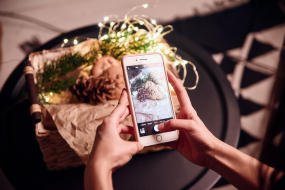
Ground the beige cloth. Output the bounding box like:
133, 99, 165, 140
45, 96, 180, 164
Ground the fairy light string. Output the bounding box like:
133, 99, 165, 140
60, 3, 199, 90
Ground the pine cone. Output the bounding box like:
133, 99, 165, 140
73, 76, 116, 104
137, 88, 149, 102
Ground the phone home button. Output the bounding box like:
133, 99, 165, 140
156, 135, 162, 142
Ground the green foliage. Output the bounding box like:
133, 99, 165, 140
99, 30, 163, 60
36, 48, 98, 95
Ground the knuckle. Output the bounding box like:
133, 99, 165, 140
186, 111, 196, 120
103, 117, 111, 124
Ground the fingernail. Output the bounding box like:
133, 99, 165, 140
158, 123, 164, 131
119, 89, 126, 99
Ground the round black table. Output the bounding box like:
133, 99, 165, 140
0, 25, 240, 190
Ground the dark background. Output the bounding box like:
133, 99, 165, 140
1, 0, 285, 189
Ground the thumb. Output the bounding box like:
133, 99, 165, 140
128, 141, 144, 155
158, 119, 192, 132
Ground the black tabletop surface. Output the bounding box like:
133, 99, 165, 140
0, 26, 240, 190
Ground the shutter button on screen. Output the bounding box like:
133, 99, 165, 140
156, 135, 162, 142
154, 125, 159, 132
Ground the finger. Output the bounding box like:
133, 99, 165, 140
110, 89, 128, 121
118, 124, 135, 136
119, 105, 131, 123
158, 119, 194, 132
167, 70, 193, 109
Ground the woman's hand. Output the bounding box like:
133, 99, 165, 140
85, 89, 143, 190
158, 71, 221, 168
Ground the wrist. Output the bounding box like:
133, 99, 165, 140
88, 158, 113, 173
207, 138, 227, 170
85, 160, 113, 190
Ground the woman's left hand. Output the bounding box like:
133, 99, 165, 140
85, 89, 143, 189
86, 88, 143, 170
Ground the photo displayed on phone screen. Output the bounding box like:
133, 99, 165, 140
127, 62, 174, 137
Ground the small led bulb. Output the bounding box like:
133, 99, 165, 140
122, 24, 126, 29
110, 22, 114, 26
73, 39, 78, 44
151, 19, 156, 24
139, 21, 144, 25
98, 23, 103, 27
143, 4, 148, 8
104, 17, 109, 21
63, 39, 68, 43
134, 27, 138, 31
182, 61, 188, 65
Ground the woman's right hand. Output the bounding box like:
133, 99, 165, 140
158, 70, 221, 168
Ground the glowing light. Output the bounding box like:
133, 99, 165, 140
134, 27, 138, 31
104, 17, 109, 21
135, 37, 139, 41
63, 39, 68, 43
174, 61, 179, 66
110, 22, 114, 26
121, 32, 124, 36
49, 92, 53, 96
122, 24, 126, 28
119, 37, 125, 42
158, 44, 163, 48
45, 97, 50, 102
165, 50, 169, 54
117, 32, 121, 36
139, 21, 144, 25
128, 28, 131, 32
169, 83, 174, 91
158, 28, 163, 32
143, 4, 148, 8
98, 23, 103, 27
182, 61, 188, 65
73, 39, 78, 44
104, 34, 108, 39
148, 37, 152, 40
151, 19, 156, 24
154, 33, 159, 38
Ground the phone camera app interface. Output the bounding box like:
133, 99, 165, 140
127, 63, 174, 137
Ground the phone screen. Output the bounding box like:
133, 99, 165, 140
127, 62, 174, 137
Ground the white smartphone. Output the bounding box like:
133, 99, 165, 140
121, 52, 179, 146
